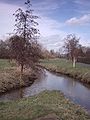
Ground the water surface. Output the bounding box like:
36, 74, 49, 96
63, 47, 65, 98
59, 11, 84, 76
0, 70, 90, 113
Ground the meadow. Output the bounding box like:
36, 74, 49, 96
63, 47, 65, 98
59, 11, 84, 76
0, 90, 90, 120
40, 59, 90, 84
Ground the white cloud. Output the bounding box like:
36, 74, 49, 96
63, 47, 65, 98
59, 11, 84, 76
32, 0, 66, 15
37, 16, 65, 36
39, 35, 65, 51
74, 0, 90, 6
73, 0, 90, 14
33, 1, 59, 11
74, 0, 84, 5
0, 2, 65, 39
0, 2, 66, 51
37, 16, 66, 51
0, 1, 89, 51
66, 14, 90, 25
0, 3, 19, 39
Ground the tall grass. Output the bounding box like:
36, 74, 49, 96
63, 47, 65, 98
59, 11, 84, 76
40, 59, 90, 84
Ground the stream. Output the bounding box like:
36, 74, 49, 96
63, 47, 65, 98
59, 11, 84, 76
0, 69, 90, 113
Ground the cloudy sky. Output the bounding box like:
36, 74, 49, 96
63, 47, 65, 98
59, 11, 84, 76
0, 0, 90, 50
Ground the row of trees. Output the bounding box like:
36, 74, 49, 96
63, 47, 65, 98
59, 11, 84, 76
0, 33, 90, 68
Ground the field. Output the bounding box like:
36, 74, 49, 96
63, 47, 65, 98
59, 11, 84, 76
40, 59, 90, 84
0, 90, 90, 120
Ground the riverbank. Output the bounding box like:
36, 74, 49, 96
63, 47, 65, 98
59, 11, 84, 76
0, 59, 38, 94
0, 90, 90, 120
39, 59, 90, 84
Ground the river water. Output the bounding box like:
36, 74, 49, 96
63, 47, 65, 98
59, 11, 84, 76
0, 70, 90, 113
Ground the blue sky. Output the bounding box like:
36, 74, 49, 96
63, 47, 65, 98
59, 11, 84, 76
0, 0, 90, 50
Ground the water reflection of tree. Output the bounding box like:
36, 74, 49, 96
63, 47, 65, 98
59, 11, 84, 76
72, 80, 76, 94
73, 80, 76, 87
19, 88, 24, 98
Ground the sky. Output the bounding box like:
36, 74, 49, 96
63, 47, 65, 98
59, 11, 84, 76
0, 0, 90, 51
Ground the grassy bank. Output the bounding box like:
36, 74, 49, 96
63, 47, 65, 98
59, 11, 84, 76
40, 59, 90, 84
0, 90, 90, 120
0, 59, 37, 94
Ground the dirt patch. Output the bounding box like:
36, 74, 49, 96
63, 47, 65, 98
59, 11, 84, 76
35, 114, 59, 120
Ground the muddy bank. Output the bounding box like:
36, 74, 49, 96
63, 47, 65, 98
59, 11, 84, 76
0, 67, 41, 95
0, 74, 37, 95
39, 65, 90, 85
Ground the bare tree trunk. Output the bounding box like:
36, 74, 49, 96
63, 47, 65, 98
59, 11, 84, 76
73, 56, 76, 68
20, 64, 24, 85
21, 64, 23, 74
19, 88, 23, 98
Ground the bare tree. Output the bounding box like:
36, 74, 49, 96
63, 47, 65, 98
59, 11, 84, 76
64, 34, 80, 67
86, 47, 90, 57
9, 0, 40, 74
9, 35, 41, 72
13, 0, 39, 40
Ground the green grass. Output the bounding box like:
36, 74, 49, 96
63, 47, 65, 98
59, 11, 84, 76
0, 90, 90, 120
40, 59, 90, 84
0, 59, 15, 73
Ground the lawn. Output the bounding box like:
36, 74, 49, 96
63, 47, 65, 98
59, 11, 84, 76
40, 59, 90, 84
0, 90, 90, 120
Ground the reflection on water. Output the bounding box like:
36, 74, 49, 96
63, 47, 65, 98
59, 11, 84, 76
0, 70, 90, 113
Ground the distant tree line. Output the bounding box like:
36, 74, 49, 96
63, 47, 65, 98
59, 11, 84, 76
77, 46, 90, 64
0, 40, 10, 59
0, 34, 90, 65
39, 34, 90, 66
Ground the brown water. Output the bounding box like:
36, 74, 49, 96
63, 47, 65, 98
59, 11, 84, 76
0, 70, 90, 113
